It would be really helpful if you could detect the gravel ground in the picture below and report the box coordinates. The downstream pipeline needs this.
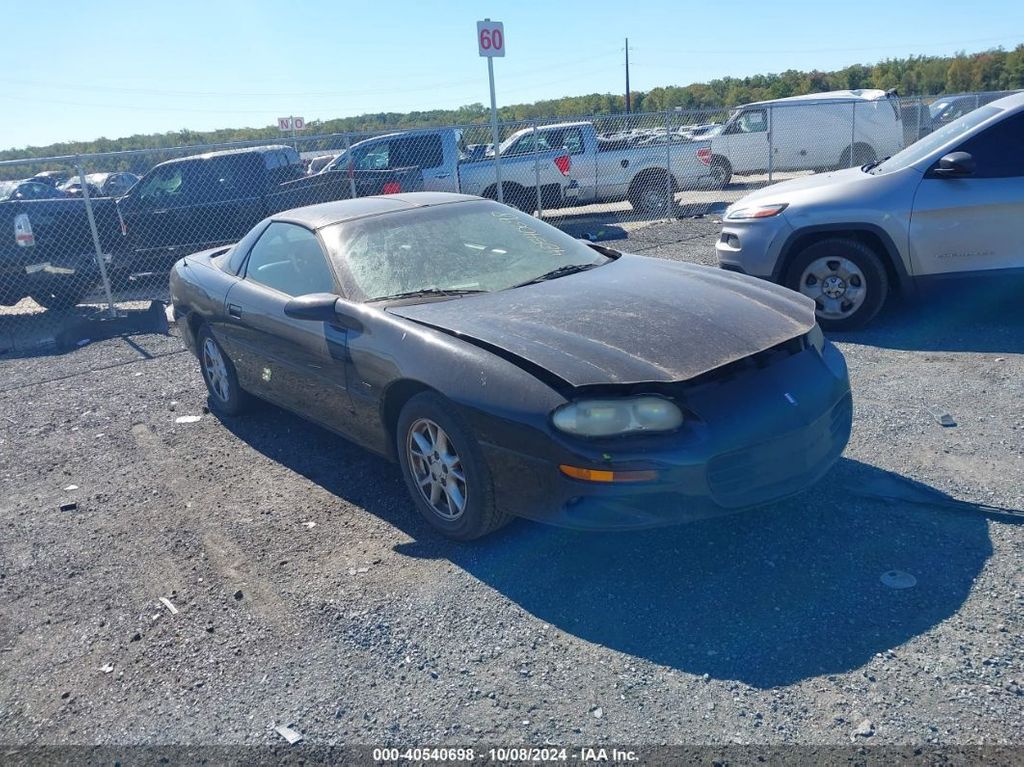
[1,219,1022,755]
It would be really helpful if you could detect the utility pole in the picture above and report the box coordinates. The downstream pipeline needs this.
[625,38,631,114]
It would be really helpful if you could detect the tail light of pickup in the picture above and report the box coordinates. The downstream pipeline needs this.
[554,154,571,176]
[696,147,712,166]
[381,182,402,195]
[14,213,35,247]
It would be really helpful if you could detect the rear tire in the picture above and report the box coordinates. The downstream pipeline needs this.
[708,157,732,188]
[197,325,250,416]
[396,391,510,540]
[784,238,889,331]
[29,283,90,311]
[628,171,676,216]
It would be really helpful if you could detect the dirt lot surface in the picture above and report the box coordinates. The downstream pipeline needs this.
[1,219,1022,754]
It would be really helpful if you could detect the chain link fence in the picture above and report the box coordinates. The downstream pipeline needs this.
[0,89,1017,353]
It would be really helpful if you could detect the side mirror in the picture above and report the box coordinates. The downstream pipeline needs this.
[283,293,363,331]
[933,151,975,178]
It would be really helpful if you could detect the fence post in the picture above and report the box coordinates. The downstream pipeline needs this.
[665,110,673,219]
[917,96,923,142]
[767,105,774,183]
[343,133,357,198]
[532,120,543,218]
[75,159,117,318]
[850,101,857,167]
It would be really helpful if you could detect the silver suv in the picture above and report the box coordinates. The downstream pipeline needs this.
[715,91,1024,329]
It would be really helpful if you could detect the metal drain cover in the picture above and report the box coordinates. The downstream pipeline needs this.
[881,570,917,589]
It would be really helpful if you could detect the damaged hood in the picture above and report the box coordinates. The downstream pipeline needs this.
[388,254,815,387]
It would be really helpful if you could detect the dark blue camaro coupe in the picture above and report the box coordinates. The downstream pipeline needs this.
[170,193,851,539]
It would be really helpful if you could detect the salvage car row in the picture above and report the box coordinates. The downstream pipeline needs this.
[166,91,1024,539]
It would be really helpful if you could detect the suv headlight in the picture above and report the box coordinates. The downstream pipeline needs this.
[725,203,788,220]
[552,396,683,437]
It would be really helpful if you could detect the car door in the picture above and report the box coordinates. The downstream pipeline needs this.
[391,134,454,192]
[909,112,1024,276]
[721,108,770,174]
[219,221,354,430]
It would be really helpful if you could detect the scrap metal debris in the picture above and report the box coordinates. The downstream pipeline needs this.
[158,597,179,615]
[927,405,956,427]
[59,502,78,512]
[274,725,303,744]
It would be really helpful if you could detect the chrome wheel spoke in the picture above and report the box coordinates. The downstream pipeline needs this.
[407,417,468,521]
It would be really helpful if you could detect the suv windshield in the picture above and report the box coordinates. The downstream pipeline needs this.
[872,105,1002,174]
[321,200,608,302]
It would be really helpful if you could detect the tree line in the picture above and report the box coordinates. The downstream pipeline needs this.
[2,45,1022,175]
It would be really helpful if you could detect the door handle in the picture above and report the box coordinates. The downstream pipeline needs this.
[432,173,451,179]
[227,303,242,319]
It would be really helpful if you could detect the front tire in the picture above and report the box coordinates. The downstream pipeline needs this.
[784,238,889,331]
[29,283,91,311]
[396,391,509,540]
[197,325,250,416]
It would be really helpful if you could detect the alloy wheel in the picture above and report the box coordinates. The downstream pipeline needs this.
[406,418,468,521]
[202,338,231,403]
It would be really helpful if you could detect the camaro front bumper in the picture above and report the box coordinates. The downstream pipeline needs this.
[477,343,852,530]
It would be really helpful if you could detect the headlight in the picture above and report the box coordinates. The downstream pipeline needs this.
[552,396,683,437]
[806,324,825,354]
[725,203,788,221]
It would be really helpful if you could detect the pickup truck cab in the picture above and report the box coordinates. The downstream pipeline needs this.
[501,121,714,214]
[117,145,420,275]
[323,129,574,213]
[324,122,714,216]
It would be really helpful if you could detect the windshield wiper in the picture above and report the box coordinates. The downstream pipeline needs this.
[371,287,487,302]
[512,262,600,288]
[862,156,890,173]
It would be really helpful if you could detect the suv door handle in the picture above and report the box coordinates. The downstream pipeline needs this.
[227,303,242,319]
[432,172,451,179]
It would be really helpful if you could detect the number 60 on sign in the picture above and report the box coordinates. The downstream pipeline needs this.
[477,20,505,57]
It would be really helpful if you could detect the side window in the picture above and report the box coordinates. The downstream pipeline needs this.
[353,142,389,170]
[561,128,585,155]
[953,113,1024,178]
[244,222,336,297]
[725,109,768,135]
[207,156,258,200]
[393,135,444,168]
[136,164,189,204]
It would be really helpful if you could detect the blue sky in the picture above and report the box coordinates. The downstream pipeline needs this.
[4,0,1022,149]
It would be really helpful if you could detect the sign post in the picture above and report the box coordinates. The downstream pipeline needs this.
[477,19,505,204]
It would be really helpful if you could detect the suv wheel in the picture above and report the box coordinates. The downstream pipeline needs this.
[785,238,889,330]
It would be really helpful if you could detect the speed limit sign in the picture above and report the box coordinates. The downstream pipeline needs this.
[477,20,505,57]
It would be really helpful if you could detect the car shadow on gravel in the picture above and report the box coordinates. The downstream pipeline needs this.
[831,281,1024,354]
[222,406,994,689]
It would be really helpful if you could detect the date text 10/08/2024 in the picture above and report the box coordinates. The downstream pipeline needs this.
[372,747,640,763]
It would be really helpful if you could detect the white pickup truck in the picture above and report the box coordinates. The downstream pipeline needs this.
[323,121,715,215]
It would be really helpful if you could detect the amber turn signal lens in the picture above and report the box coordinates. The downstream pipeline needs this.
[559,465,658,483]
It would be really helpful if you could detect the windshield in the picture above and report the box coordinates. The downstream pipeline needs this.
[871,105,1002,174]
[928,100,951,118]
[321,200,608,302]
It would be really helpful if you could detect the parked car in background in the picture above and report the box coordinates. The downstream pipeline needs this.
[0,180,68,201]
[1,194,120,309]
[705,89,904,184]
[306,154,337,175]
[322,129,576,212]
[61,172,140,198]
[323,122,714,215]
[116,144,421,274]
[171,193,851,540]
[498,121,714,212]
[30,170,71,188]
[716,91,1024,329]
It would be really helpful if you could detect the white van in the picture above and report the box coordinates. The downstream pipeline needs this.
[705,89,904,184]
